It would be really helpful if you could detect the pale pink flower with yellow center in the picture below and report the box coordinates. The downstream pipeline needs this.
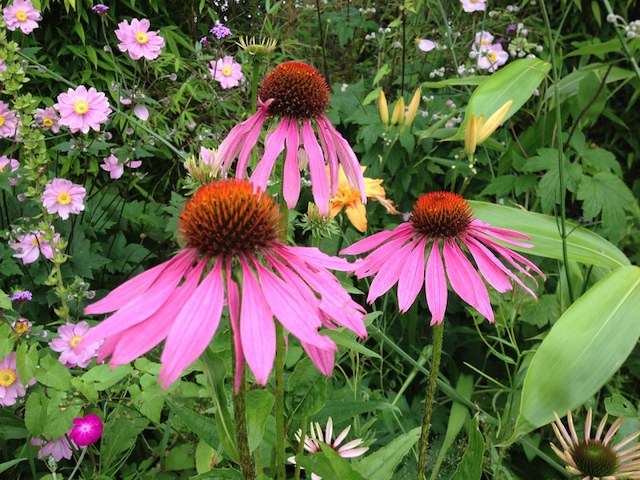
[115,18,165,61]
[9,231,57,264]
[41,178,86,220]
[3,0,41,35]
[216,61,366,216]
[341,192,543,324]
[0,101,18,138]
[83,179,366,390]
[31,436,75,462]
[69,413,103,447]
[0,155,20,186]
[472,31,494,51]
[210,56,244,89]
[34,107,61,133]
[0,352,34,406]
[49,321,101,368]
[461,0,486,12]
[54,86,111,134]
[477,43,509,72]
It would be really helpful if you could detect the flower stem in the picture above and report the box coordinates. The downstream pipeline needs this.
[416,323,444,480]
[234,374,255,480]
[275,321,286,480]
[67,446,87,480]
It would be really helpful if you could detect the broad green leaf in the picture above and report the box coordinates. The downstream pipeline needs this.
[0,324,16,359]
[420,76,485,88]
[469,201,629,268]
[165,443,195,470]
[0,458,26,475]
[451,416,485,480]
[24,390,46,436]
[517,266,640,435]
[15,342,38,384]
[101,413,149,474]
[195,440,217,474]
[605,394,636,418]
[45,391,82,438]
[296,443,366,480]
[353,427,420,480]
[167,398,219,448]
[0,289,11,310]
[566,37,640,57]
[324,329,381,359]
[190,468,244,479]
[246,389,274,453]
[446,58,551,141]
[35,354,72,390]
[0,409,28,440]
[544,65,634,102]
[287,358,327,419]
[81,364,132,391]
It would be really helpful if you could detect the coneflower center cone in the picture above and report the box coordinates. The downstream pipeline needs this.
[258,61,329,119]
[572,440,618,477]
[179,180,282,257]
[410,191,473,238]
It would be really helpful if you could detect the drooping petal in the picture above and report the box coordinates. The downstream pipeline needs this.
[351,231,415,278]
[340,223,413,256]
[367,240,418,304]
[345,201,368,233]
[463,237,512,293]
[315,118,339,196]
[302,119,330,215]
[425,241,447,325]
[236,110,269,178]
[283,119,301,208]
[300,341,335,377]
[251,118,289,190]
[397,238,427,312]
[226,260,244,393]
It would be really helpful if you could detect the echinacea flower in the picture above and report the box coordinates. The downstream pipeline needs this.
[31,436,75,462]
[83,179,367,389]
[216,61,366,216]
[418,39,437,52]
[329,166,397,233]
[0,155,20,186]
[0,352,34,406]
[9,231,57,264]
[477,43,509,72]
[0,102,18,138]
[551,408,640,479]
[49,321,101,368]
[210,56,244,89]
[54,86,111,134]
[34,107,61,133]
[41,178,86,220]
[115,18,165,60]
[460,0,486,12]
[69,413,103,447]
[289,417,368,480]
[2,0,41,34]
[341,192,543,324]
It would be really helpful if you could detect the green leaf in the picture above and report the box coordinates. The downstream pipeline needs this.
[450,416,485,480]
[128,374,166,423]
[0,289,11,310]
[446,58,551,141]
[517,266,640,435]
[167,398,219,448]
[246,389,274,453]
[296,443,366,480]
[605,393,636,418]
[165,443,195,470]
[81,364,132,390]
[566,37,640,57]
[190,468,243,480]
[0,409,28,440]
[0,458,26,475]
[287,358,327,419]
[353,427,420,480]
[195,440,218,474]
[35,354,72,390]
[0,324,16,359]
[469,201,630,268]
[24,390,46,437]
[15,342,38,384]
[324,329,381,359]
[420,76,486,88]
[315,400,398,424]
[45,391,82,438]
[101,412,149,474]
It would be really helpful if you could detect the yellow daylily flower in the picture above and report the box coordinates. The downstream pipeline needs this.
[464,100,513,155]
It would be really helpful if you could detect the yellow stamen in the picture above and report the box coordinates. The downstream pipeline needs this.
[43,118,54,127]
[15,322,29,334]
[0,115,5,127]
[488,51,497,62]
[69,335,83,348]
[73,100,89,115]
[15,10,28,22]
[480,39,490,45]
[221,66,232,77]
[0,369,16,387]
[135,32,149,44]
[57,192,72,205]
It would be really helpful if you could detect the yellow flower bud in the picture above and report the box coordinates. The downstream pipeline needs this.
[378,90,389,126]
[390,97,405,126]
[403,87,422,129]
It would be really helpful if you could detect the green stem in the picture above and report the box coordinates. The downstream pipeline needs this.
[67,447,87,480]
[275,322,286,480]
[294,417,308,480]
[250,58,260,113]
[234,375,255,480]
[416,323,444,480]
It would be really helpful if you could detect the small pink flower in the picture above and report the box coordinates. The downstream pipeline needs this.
[3,0,42,35]
[472,31,494,51]
[210,56,244,89]
[477,43,509,72]
[0,352,34,406]
[0,59,7,71]
[120,97,150,121]
[115,18,165,61]
[49,321,102,368]
[0,101,18,138]
[69,413,103,447]
[34,107,61,133]
[9,231,57,264]
[460,0,486,12]
[100,154,141,179]
[31,436,75,462]
[418,39,437,52]
[0,155,20,186]
[41,178,86,220]
[55,86,111,134]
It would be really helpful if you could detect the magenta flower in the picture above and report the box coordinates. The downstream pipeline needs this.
[460,0,486,12]
[0,352,34,406]
[418,39,437,52]
[0,101,18,138]
[9,231,57,264]
[34,107,61,133]
[49,321,102,368]
[41,178,86,220]
[2,0,41,34]
[341,192,544,324]
[54,86,111,134]
[477,43,509,72]
[83,179,367,389]
[0,155,20,186]
[31,436,75,462]
[115,18,165,61]
[216,61,366,216]
[69,413,103,447]
[210,56,244,89]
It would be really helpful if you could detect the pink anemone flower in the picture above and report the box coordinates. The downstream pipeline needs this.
[3,0,41,34]
[41,178,86,220]
[54,86,111,134]
[477,43,509,72]
[31,436,75,462]
[341,192,544,324]
[83,179,367,390]
[0,352,34,406]
[460,0,486,12]
[115,18,165,61]
[49,321,102,368]
[215,61,366,216]
[0,101,19,138]
[9,231,58,264]
[210,56,244,89]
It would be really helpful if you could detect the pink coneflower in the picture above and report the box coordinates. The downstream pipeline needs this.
[551,408,640,479]
[83,179,367,389]
[115,18,165,61]
[460,0,486,12]
[31,436,75,462]
[210,56,244,89]
[9,231,57,264]
[216,61,366,216]
[289,417,368,480]
[477,43,509,72]
[0,155,20,185]
[341,192,543,324]
[41,178,86,220]
[0,101,18,138]
[49,321,102,368]
[0,352,34,406]
[3,0,41,35]
[54,86,111,134]
[34,107,61,133]
[69,413,103,447]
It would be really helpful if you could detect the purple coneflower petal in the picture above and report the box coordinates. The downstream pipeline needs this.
[397,238,427,312]
[464,237,513,293]
[367,241,416,304]
[302,119,330,215]
[226,263,245,393]
[424,241,447,325]
[283,119,301,208]
[301,341,335,376]
[252,118,289,190]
